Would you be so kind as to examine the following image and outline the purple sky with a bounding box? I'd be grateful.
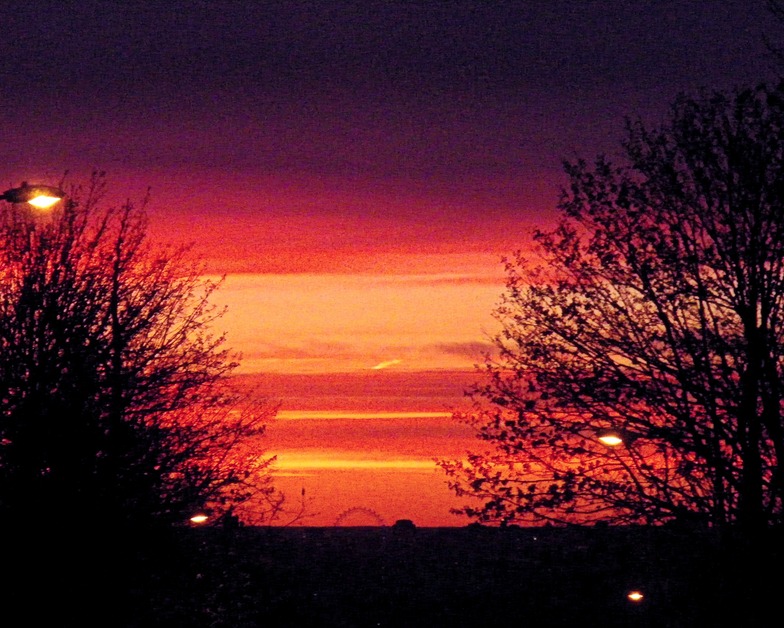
[1,1,778,273]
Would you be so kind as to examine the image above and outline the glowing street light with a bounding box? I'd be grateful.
[627,589,644,602]
[190,513,209,525]
[597,428,645,448]
[597,429,625,447]
[1,182,65,209]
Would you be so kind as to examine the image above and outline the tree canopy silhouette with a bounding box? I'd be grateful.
[440,83,784,534]
[0,174,277,538]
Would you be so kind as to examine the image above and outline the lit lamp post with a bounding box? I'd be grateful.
[597,428,643,448]
[597,431,651,601]
[0,182,65,209]
[597,429,626,447]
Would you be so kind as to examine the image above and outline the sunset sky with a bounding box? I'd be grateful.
[1,1,778,526]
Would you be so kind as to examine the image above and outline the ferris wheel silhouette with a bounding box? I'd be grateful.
[333,506,387,527]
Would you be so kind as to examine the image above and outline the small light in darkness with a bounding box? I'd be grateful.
[627,590,644,603]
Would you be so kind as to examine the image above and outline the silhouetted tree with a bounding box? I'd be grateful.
[0,173,278,541]
[765,0,784,61]
[440,83,784,536]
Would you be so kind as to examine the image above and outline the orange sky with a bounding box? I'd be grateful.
[213,272,505,374]
[267,410,483,527]
[195,245,516,527]
[159,184,534,525]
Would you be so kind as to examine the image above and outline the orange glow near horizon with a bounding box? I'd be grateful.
[211,272,505,375]
[186,213,514,526]
[255,376,483,526]
[277,410,452,420]
[274,452,436,471]
[270,465,479,528]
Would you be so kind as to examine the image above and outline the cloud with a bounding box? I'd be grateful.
[371,359,403,370]
[433,341,495,360]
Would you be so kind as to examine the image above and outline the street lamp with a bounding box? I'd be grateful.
[0,182,65,209]
[627,589,644,602]
[597,429,625,447]
[597,428,642,447]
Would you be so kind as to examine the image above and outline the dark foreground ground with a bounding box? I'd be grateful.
[7,523,784,627]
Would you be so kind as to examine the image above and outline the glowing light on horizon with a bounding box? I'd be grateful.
[274,454,435,470]
[627,590,644,602]
[276,410,452,420]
